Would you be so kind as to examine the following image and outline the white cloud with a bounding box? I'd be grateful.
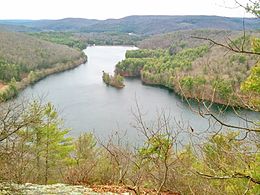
[0,0,253,20]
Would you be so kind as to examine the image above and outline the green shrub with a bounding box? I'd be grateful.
[212,78,233,99]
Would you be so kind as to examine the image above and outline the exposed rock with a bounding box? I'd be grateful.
[0,183,131,195]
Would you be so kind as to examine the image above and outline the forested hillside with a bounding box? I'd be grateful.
[0,30,87,101]
[29,32,143,47]
[74,32,144,46]
[16,18,98,31]
[0,31,84,70]
[116,30,260,110]
[1,15,259,35]
[28,32,87,50]
[81,15,260,35]
[137,29,241,49]
[0,24,37,32]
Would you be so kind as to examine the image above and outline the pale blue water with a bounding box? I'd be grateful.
[17,46,260,142]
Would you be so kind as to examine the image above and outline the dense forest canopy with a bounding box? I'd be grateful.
[115,30,260,110]
[0,30,85,82]
[0,30,86,101]
[0,31,83,72]
[29,32,87,50]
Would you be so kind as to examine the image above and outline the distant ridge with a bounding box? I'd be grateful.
[0,15,259,35]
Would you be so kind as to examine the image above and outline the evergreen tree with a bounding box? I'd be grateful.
[26,102,74,184]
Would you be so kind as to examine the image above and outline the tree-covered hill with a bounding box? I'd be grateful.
[1,15,259,35]
[137,30,242,49]
[23,18,99,31]
[0,30,84,72]
[28,32,87,50]
[116,30,260,109]
[81,15,260,35]
[74,32,144,46]
[0,18,98,32]
[0,24,38,32]
[0,30,87,101]
[28,31,144,48]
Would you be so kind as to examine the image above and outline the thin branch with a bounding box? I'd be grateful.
[196,171,260,185]
[204,112,259,132]
[191,36,260,55]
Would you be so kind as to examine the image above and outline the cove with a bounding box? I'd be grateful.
[17,46,260,141]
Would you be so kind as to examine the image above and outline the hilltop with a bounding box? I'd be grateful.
[80,15,260,35]
[0,15,259,35]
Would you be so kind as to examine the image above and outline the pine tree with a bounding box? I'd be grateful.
[26,102,74,184]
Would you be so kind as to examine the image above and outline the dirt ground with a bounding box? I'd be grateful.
[0,82,6,89]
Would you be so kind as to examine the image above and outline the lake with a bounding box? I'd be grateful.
[17,46,260,142]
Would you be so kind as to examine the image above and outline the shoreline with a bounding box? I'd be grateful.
[122,73,258,112]
[0,54,87,103]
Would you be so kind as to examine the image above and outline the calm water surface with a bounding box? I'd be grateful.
[18,46,260,141]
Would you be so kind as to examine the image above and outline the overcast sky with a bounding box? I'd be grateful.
[0,0,253,20]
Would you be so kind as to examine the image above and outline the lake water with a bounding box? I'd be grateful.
[17,46,260,142]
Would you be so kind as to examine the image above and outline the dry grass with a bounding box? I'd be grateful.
[0,82,6,89]
[90,185,180,195]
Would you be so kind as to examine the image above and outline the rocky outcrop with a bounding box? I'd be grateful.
[0,183,131,195]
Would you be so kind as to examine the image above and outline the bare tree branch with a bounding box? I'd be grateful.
[196,171,260,185]
[191,36,260,55]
